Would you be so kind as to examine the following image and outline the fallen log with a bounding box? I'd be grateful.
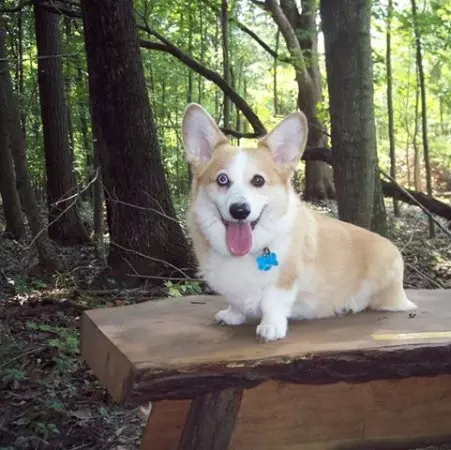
[302,148,451,223]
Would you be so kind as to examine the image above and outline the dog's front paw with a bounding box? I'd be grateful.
[256,319,287,343]
[214,307,247,326]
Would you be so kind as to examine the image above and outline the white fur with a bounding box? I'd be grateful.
[259,112,308,164]
[182,103,227,164]
[198,190,299,338]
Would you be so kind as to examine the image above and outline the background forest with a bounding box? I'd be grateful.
[0,0,450,448]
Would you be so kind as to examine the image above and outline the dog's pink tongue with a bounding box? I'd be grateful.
[226,222,253,256]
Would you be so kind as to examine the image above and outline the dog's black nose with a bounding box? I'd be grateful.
[229,202,251,220]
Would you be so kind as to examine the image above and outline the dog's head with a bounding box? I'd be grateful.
[182,103,308,257]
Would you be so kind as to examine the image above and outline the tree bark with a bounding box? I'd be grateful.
[0,27,62,271]
[411,0,434,237]
[33,4,89,245]
[221,0,231,129]
[413,72,421,191]
[80,0,194,286]
[320,0,387,234]
[267,0,335,201]
[273,29,279,115]
[386,0,400,216]
[0,27,26,240]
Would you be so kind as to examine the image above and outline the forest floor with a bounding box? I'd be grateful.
[0,200,450,449]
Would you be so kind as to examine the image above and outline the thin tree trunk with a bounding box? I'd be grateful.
[187,7,193,105]
[18,10,25,132]
[320,0,387,234]
[80,0,194,286]
[64,17,75,159]
[413,72,421,191]
[439,96,445,135]
[214,19,220,119]
[272,0,335,201]
[273,30,279,115]
[0,27,62,270]
[221,0,231,128]
[404,47,412,189]
[386,0,399,216]
[33,4,89,245]
[411,0,434,237]
[93,143,105,263]
[77,67,92,199]
[198,4,204,104]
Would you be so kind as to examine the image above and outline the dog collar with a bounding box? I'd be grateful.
[257,247,279,271]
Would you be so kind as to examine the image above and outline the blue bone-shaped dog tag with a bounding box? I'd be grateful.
[257,248,279,272]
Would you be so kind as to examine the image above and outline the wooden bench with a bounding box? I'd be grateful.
[80,289,451,450]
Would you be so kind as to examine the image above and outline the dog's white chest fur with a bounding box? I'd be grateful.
[200,247,284,319]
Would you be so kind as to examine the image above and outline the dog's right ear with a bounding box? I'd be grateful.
[182,103,228,165]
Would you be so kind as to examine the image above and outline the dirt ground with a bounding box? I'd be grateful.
[0,201,450,449]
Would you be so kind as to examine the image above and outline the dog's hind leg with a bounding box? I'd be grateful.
[369,280,416,312]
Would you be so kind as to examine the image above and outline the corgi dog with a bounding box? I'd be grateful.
[182,103,416,343]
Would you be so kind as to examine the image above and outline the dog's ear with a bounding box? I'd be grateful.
[258,111,308,165]
[182,103,228,165]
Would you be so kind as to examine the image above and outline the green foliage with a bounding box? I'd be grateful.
[2,0,450,216]
[165,280,203,297]
[371,0,451,187]
[26,320,79,358]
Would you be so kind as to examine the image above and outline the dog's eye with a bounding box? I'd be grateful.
[251,175,265,187]
[216,173,230,187]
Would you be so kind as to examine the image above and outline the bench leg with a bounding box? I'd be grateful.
[140,388,243,450]
[178,387,243,450]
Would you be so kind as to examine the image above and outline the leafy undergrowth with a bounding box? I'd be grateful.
[0,202,450,449]
[0,294,147,449]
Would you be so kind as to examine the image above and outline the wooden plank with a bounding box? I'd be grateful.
[178,388,243,450]
[140,376,451,449]
[140,400,190,450]
[80,289,451,405]
[80,313,134,402]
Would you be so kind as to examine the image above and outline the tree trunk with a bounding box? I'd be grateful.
[273,30,279,115]
[0,27,62,271]
[0,27,26,240]
[80,0,194,286]
[33,4,89,245]
[0,135,25,240]
[386,0,399,216]
[411,0,434,237]
[276,0,335,201]
[320,0,387,234]
[198,5,205,104]
[413,73,421,192]
[221,0,231,129]
[17,10,26,133]
[63,17,75,158]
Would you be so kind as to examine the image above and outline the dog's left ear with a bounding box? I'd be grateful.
[259,111,308,165]
[182,103,228,165]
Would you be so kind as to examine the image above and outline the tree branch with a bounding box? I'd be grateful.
[219,128,261,139]
[199,0,291,64]
[24,0,267,136]
[37,0,82,19]
[139,31,266,136]
[263,0,307,74]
